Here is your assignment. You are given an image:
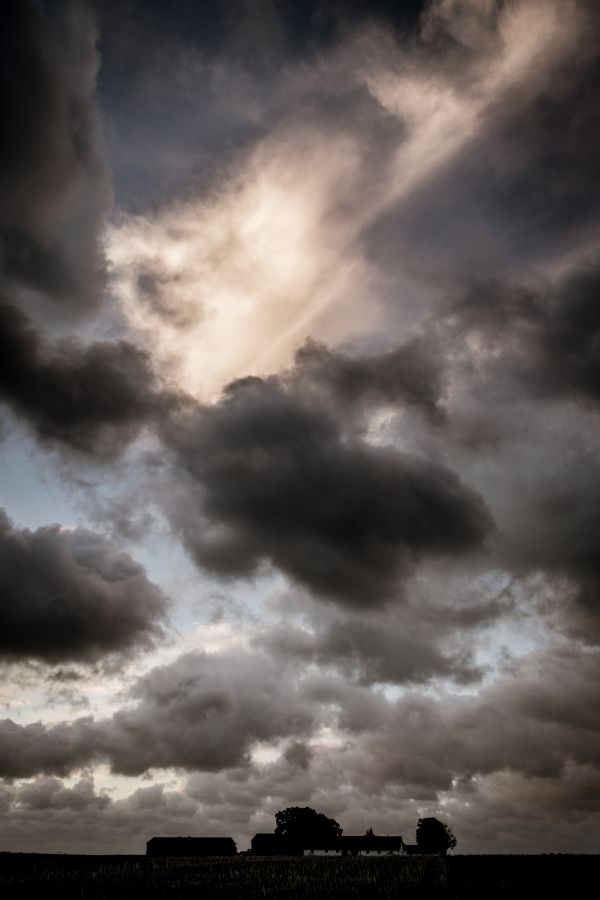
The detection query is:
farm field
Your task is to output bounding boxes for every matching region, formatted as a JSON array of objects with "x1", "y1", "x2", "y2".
[{"x1": 0, "y1": 853, "x2": 598, "y2": 899}]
